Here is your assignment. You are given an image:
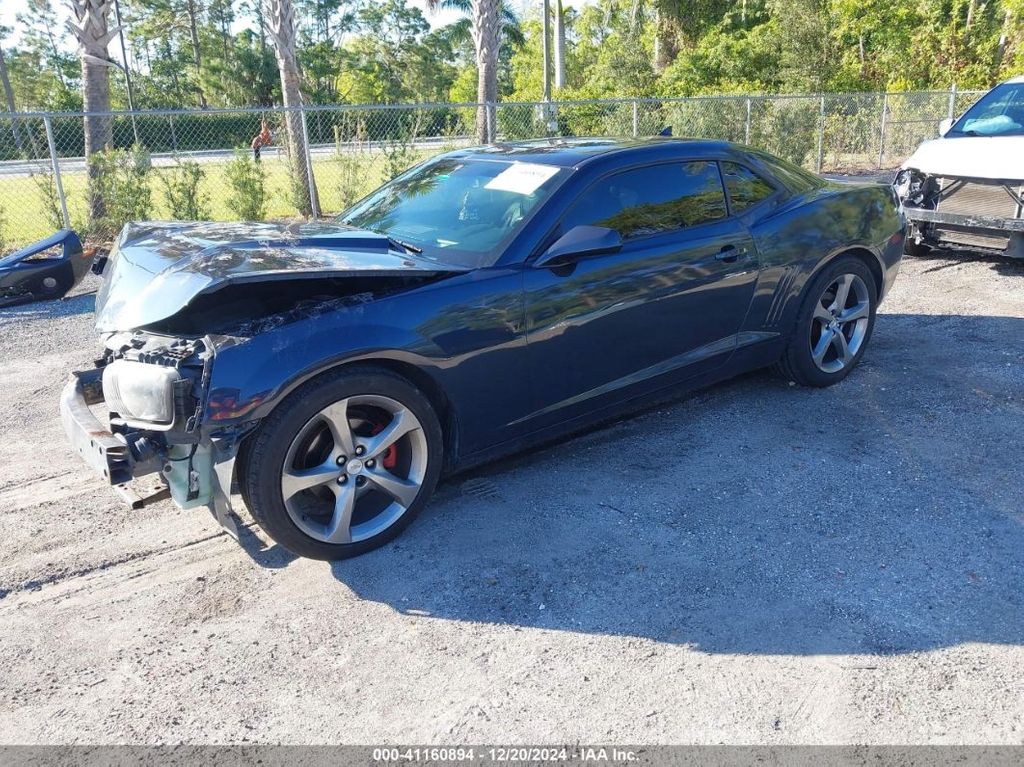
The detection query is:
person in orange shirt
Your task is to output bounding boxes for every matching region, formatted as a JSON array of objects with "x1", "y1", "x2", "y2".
[{"x1": 250, "y1": 118, "x2": 273, "y2": 162}]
